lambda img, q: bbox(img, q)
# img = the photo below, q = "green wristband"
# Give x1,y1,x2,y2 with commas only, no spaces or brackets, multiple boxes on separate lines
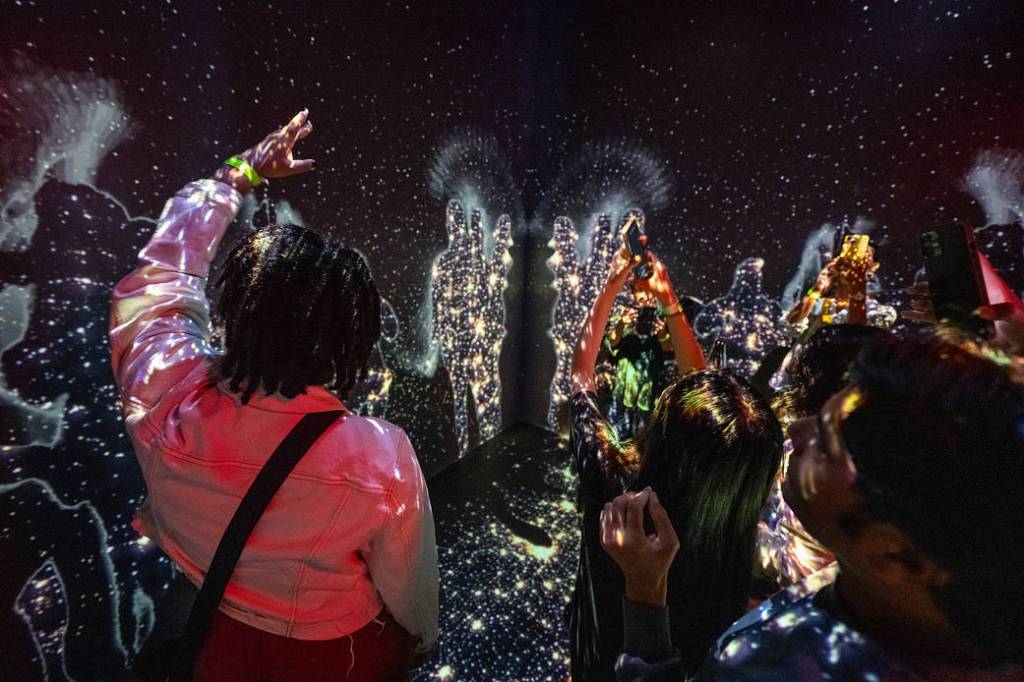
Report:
224,156,262,187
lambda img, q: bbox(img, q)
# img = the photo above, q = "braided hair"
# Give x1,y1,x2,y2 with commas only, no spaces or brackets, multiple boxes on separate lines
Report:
214,223,381,404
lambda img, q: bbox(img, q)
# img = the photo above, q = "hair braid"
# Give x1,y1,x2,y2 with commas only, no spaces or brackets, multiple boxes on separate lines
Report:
214,224,382,405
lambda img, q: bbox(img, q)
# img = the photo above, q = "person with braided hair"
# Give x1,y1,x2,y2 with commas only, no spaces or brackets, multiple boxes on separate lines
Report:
110,111,437,680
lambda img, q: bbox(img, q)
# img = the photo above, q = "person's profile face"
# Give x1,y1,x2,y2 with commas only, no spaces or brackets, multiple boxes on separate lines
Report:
782,386,866,552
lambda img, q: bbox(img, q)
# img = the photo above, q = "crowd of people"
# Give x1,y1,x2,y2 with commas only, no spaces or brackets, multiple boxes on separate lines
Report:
569,219,1024,679
111,112,1023,680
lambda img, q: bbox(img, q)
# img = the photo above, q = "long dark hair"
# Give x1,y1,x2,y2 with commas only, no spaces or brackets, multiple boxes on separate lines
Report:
214,223,381,404
631,369,783,673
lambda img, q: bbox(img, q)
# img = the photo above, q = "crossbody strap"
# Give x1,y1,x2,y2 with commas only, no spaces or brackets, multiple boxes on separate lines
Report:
171,409,345,679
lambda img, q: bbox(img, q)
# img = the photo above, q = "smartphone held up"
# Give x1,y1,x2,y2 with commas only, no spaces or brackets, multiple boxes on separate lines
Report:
621,214,653,280
919,221,994,338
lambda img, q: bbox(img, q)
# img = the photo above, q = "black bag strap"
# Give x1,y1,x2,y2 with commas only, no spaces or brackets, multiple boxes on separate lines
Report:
170,409,345,680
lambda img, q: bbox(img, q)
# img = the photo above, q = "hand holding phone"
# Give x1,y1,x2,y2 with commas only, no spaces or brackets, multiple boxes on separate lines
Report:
621,215,653,279
919,221,992,337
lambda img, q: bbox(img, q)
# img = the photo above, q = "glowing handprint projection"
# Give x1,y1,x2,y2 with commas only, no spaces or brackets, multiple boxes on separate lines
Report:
472,215,513,442
430,201,513,454
546,210,640,430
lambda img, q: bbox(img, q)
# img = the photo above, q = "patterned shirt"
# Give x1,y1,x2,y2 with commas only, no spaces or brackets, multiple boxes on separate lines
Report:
617,565,1024,681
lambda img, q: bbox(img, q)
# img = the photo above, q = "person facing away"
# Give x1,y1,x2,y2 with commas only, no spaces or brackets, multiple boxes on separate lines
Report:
109,110,438,681
568,243,784,680
604,334,1024,680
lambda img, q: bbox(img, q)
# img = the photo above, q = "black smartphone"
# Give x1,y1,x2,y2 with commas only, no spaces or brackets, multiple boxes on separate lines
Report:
919,221,992,336
621,215,652,279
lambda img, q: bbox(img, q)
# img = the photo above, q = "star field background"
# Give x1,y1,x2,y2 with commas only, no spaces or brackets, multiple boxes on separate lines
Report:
1,1,1023,680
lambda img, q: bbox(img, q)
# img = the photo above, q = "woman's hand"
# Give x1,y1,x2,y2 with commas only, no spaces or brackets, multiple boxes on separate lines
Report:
600,488,680,607
632,251,678,306
213,109,315,194
242,109,316,179
607,246,635,284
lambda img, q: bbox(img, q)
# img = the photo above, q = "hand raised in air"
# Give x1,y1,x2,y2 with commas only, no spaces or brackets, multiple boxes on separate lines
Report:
243,109,316,180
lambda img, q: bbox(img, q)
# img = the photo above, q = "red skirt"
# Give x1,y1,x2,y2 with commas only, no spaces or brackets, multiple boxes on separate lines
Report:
194,609,416,682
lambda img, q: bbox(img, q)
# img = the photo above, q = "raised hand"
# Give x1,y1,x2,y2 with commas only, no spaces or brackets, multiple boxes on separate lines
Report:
213,110,316,195
632,250,677,306
243,109,316,179
814,259,837,293
607,245,634,284
600,488,680,607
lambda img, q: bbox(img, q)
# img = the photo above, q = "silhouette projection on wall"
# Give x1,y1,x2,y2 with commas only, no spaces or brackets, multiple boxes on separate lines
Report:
2,2,1023,680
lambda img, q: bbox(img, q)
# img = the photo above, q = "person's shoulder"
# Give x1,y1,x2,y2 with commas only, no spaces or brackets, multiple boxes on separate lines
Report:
341,415,412,451
348,415,420,465
320,415,421,489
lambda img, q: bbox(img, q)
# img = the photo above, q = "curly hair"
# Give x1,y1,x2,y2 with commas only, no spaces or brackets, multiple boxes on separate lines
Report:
214,224,381,404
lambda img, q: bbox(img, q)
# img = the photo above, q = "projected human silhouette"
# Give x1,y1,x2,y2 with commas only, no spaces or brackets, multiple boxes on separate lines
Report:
430,201,512,453
694,257,785,378
546,211,626,430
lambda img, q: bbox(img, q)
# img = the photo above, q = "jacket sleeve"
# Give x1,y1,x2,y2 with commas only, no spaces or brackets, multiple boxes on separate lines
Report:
364,433,440,653
615,598,686,681
571,391,632,500
109,180,242,425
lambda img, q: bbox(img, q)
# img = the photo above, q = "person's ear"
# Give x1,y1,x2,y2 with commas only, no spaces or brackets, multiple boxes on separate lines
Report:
855,522,951,588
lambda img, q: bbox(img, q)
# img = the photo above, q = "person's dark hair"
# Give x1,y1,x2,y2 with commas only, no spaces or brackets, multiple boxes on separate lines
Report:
781,324,891,418
842,335,1024,662
631,370,784,673
215,223,381,404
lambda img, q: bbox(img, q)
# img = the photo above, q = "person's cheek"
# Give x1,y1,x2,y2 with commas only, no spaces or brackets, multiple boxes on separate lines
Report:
781,450,806,511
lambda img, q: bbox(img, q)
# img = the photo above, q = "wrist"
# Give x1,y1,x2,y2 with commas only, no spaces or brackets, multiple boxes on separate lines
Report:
624,574,668,607
655,286,679,307
212,165,253,195
213,151,260,195
657,296,683,319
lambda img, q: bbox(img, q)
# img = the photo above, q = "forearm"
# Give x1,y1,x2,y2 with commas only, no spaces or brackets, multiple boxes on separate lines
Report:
663,309,706,374
134,179,242,277
572,272,629,393
846,283,868,325
110,179,241,400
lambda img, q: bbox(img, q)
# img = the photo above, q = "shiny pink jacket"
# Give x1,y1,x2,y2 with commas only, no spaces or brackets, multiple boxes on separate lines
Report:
109,179,438,646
